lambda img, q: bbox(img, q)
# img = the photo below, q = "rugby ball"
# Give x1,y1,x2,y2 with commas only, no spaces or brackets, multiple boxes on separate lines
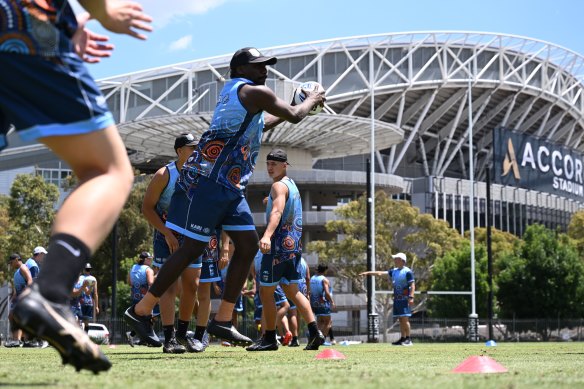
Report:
84,275,97,286
293,81,325,115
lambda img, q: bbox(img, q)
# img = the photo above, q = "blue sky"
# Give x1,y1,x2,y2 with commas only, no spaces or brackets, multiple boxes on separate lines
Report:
74,0,584,80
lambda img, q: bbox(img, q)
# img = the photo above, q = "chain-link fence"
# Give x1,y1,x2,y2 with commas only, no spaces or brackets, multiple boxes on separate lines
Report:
3,316,582,345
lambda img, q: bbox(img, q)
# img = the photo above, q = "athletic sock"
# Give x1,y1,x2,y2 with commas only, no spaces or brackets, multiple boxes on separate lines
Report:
292,336,298,343
163,325,175,343
176,320,189,338
265,330,277,343
194,326,206,341
307,321,318,337
36,233,90,305
329,327,335,341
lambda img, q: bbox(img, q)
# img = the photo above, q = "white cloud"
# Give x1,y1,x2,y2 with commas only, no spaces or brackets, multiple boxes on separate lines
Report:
169,35,193,51
69,0,231,27
140,0,229,26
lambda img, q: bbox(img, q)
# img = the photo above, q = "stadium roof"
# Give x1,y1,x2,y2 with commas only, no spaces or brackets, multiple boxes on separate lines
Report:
97,31,584,179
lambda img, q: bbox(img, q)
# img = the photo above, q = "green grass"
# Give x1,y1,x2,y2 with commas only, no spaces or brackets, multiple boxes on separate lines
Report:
1,342,583,388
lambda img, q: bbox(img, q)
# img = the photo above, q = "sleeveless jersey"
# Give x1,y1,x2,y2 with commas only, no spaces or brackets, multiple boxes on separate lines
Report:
388,266,415,301
202,231,220,263
130,264,150,301
25,258,39,279
69,275,84,310
309,274,329,308
266,177,302,258
178,78,264,197
0,0,78,57
154,161,180,242
13,267,27,295
79,275,94,306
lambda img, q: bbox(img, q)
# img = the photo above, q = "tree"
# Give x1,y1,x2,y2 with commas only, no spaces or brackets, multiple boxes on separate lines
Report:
309,191,463,340
497,224,584,339
567,210,584,257
87,179,153,316
2,174,59,256
427,241,490,319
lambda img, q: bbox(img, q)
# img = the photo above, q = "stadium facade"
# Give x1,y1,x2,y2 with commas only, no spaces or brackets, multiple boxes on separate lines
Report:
1,32,584,333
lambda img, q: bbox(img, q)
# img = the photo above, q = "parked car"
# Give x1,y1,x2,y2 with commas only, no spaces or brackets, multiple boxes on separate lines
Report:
87,323,110,345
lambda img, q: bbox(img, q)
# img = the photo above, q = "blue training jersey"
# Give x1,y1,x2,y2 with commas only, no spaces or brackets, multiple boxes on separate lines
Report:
154,161,180,242
0,0,78,57
202,230,220,263
13,267,27,296
178,78,264,197
130,264,150,302
309,274,330,308
266,177,303,258
25,258,40,279
79,275,94,306
388,266,415,301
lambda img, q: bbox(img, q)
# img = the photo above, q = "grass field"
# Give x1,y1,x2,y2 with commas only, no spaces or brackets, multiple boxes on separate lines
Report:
1,342,583,388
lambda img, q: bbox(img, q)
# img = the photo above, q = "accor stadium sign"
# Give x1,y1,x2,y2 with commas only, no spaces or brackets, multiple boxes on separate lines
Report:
493,127,584,200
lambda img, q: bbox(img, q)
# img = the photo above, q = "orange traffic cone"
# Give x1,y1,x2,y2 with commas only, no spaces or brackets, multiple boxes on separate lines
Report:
452,356,508,374
315,349,346,360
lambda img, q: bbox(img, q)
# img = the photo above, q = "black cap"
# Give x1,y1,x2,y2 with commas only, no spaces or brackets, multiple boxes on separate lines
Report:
8,253,20,262
84,263,92,270
139,251,153,260
174,133,197,151
230,47,277,68
266,148,289,164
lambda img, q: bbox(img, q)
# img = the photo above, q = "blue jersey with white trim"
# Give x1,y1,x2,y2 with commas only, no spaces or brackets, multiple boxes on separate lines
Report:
178,78,264,197
388,266,415,301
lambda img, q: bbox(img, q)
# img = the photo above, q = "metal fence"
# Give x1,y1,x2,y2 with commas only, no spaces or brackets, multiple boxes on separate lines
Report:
2,317,583,345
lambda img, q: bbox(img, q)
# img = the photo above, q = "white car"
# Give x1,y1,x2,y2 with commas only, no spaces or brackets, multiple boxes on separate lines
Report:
87,323,110,345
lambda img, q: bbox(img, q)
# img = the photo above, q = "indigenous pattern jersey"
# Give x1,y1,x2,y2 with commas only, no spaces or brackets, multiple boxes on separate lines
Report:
266,177,302,259
201,231,220,264
309,274,330,309
130,264,149,301
25,258,39,279
388,267,415,301
297,257,308,295
154,161,181,242
79,275,94,306
69,276,84,311
178,78,264,198
13,267,27,295
0,0,77,56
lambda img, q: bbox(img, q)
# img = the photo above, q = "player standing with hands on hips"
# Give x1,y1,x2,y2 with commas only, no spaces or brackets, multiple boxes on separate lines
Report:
125,47,326,347
1,0,153,373
360,252,415,346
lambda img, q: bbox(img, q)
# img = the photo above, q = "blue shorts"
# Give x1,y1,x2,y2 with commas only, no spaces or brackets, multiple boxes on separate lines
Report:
71,306,82,320
312,306,332,317
0,52,114,150
166,176,255,242
153,234,201,269
200,261,221,283
253,288,287,320
80,305,94,321
260,253,302,286
393,299,412,317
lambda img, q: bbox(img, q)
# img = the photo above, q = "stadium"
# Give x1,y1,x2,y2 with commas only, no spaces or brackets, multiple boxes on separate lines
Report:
1,31,584,342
